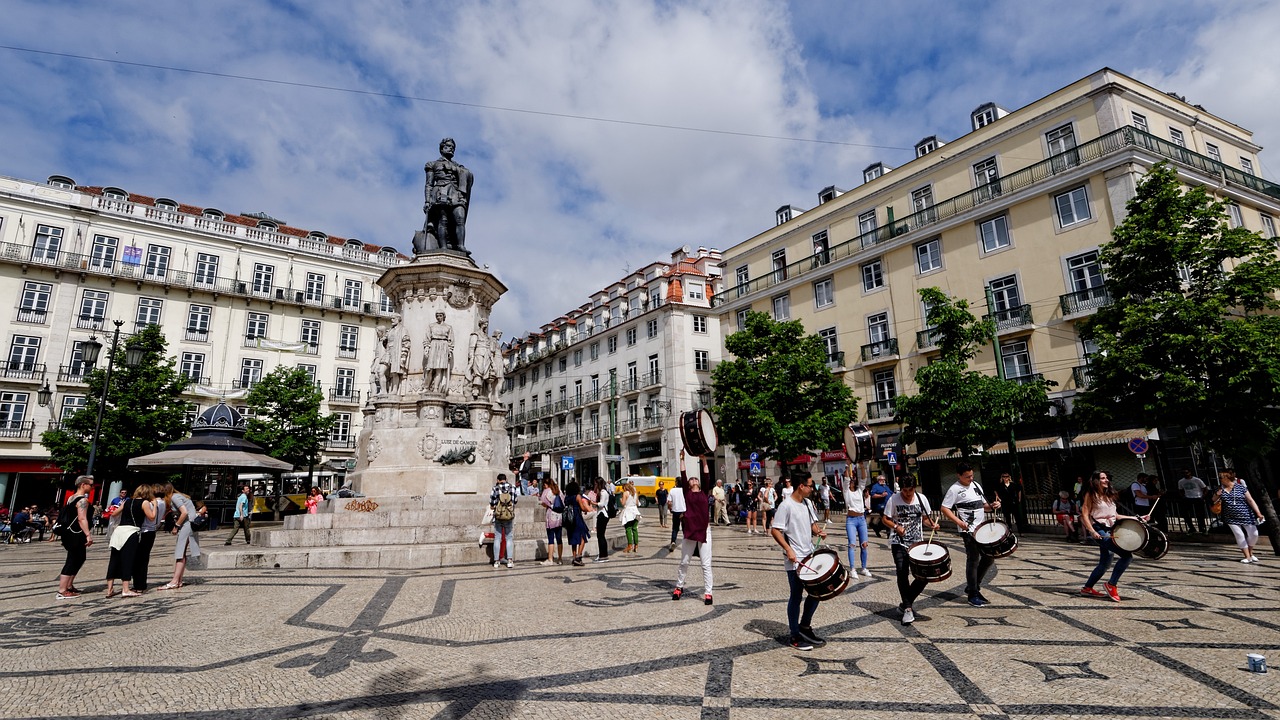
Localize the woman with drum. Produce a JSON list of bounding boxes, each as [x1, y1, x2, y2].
[[770, 474, 828, 650], [1080, 470, 1146, 601], [882, 475, 939, 625], [1213, 470, 1266, 563], [842, 467, 873, 578]]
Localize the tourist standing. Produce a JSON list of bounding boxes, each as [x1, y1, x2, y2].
[[667, 476, 686, 551], [567, 481, 593, 566], [656, 482, 670, 528], [56, 476, 95, 600], [132, 483, 166, 592], [619, 479, 641, 554], [160, 484, 200, 590], [1214, 471, 1266, 563], [745, 480, 760, 535], [106, 484, 156, 598], [539, 478, 564, 566], [868, 475, 892, 537], [489, 473, 518, 568], [995, 472, 1025, 534], [842, 468, 872, 577], [1177, 468, 1209, 534], [712, 479, 729, 526], [305, 487, 323, 514]]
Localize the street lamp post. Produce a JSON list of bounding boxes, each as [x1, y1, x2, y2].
[[81, 320, 145, 477]]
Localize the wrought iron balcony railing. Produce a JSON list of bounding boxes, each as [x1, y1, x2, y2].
[[1060, 286, 1111, 316], [984, 304, 1032, 331], [861, 338, 899, 362]]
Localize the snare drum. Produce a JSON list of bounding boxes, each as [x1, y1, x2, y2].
[[680, 409, 719, 457], [797, 547, 850, 601], [907, 541, 952, 582], [1110, 518, 1147, 553], [843, 423, 876, 464], [972, 518, 1018, 558], [1137, 523, 1168, 560]]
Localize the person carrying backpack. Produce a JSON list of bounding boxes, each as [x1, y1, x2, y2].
[[489, 473, 518, 568], [56, 475, 96, 599]]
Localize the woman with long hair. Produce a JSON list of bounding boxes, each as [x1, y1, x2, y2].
[[56, 475, 95, 599], [305, 486, 323, 514], [105, 484, 156, 598], [745, 480, 759, 535], [592, 477, 612, 563], [619, 479, 641, 554], [160, 483, 201, 590], [1080, 470, 1145, 602], [565, 481, 592, 566], [1213, 471, 1265, 563], [131, 482, 167, 592], [539, 478, 564, 566]]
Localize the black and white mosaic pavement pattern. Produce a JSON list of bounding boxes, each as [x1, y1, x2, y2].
[[0, 519, 1276, 720]]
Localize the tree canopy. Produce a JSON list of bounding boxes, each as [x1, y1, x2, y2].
[[710, 311, 856, 467], [40, 324, 191, 480], [244, 366, 336, 471], [894, 288, 1053, 458]]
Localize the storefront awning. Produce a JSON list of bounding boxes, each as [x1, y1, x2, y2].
[[984, 437, 1064, 456], [1069, 428, 1160, 448], [916, 447, 965, 462]]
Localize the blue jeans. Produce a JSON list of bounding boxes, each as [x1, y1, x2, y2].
[[1086, 528, 1132, 587], [493, 519, 514, 562], [845, 515, 868, 570], [785, 569, 821, 639]]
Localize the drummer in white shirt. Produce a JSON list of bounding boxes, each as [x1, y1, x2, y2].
[[842, 468, 873, 578], [939, 462, 1001, 607], [770, 475, 828, 651], [882, 475, 939, 625]]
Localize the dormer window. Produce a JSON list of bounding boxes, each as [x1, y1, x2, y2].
[[155, 198, 178, 211], [776, 205, 794, 226], [345, 238, 364, 249], [103, 187, 128, 200], [915, 136, 940, 157], [818, 186, 842, 204], [378, 246, 397, 255], [971, 102, 1006, 130], [47, 175, 75, 189], [863, 163, 886, 183], [202, 208, 225, 220], [257, 220, 278, 231]]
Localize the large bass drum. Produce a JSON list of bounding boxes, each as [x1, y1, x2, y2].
[[680, 409, 719, 457], [972, 518, 1018, 559], [797, 547, 850, 601], [843, 423, 877, 464], [907, 541, 952, 583]]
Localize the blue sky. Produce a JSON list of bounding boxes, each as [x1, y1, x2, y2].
[[1, 0, 1275, 336]]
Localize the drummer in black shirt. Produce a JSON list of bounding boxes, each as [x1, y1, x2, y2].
[[882, 475, 939, 625]]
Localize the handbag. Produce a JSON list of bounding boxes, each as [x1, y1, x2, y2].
[[1210, 492, 1223, 515], [481, 507, 495, 524]]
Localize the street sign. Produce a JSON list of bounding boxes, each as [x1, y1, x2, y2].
[[749, 461, 762, 476], [749, 451, 759, 461], [886, 451, 898, 466], [1127, 438, 1149, 455], [561, 456, 575, 470], [604, 454, 625, 462]]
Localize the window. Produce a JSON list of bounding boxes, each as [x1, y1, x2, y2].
[[873, 369, 896, 401], [626, 327, 637, 346], [1054, 187, 1091, 227], [239, 358, 263, 388], [915, 239, 942, 273], [558, 385, 568, 405], [0, 392, 29, 429], [867, 313, 890, 344], [1206, 143, 1221, 162], [245, 312, 269, 342], [90, 234, 119, 270], [590, 409, 600, 434], [861, 259, 884, 292], [973, 107, 997, 129], [300, 320, 321, 349], [339, 326, 359, 357], [735, 265, 749, 294], [648, 354, 659, 377], [1000, 340, 1032, 380], [18, 281, 52, 323], [7, 336, 40, 371], [559, 357, 567, 373], [545, 361, 552, 378], [574, 349, 583, 366], [912, 186, 934, 214], [692, 315, 708, 333], [687, 282, 705, 300], [1046, 123, 1077, 157], [772, 294, 790, 320], [813, 278, 834, 309], [649, 288, 661, 308], [186, 305, 211, 341], [694, 350, 709, 372], [916, 138, 937, 157], [812, 231, 829, 265], [1241, 157, 1255, 174], [136, 298, 163, 328], [776, 207, 792, 225], [195, 253, 219, 285], [858, 210, 878, 237], [736, 308, 749, 330], [1228, 203, 1244, 229], [979, 215, 1011, 253], [61, 395, 86, 422], [32, 224, 63, 261], [344, 279, 363, 308], [379, 291, 392, 313], [1131, 112, 1148, 133], [1261, 214, 1277, 238], [607, 335, 617, 354], [1169, 128, 1185, 147], [989, 275, 1022, 312], [306, 273, 325, 302], [627, 361, 638, 385], [68, 341, 91, 376], [573, 379, 583, 404], [864, 163, 885, 183], [973, 157, 1000, 198], [298, 364, 317, 385], [518, 373, 526, 389], [532, 366, 540, 383], [1067, 251, 1104, 292], [647, 318, 658, 338], [771, 249, 788, 282], [78, 290, 108, 328], [590, 342, 599, 360], [144, 244, 171, 279], [590, 374, 599, 395], [335, 368, 356, 396], [180, 352, 205, 382], [818, 327, 839, 362], [331, 413, 352, 443]]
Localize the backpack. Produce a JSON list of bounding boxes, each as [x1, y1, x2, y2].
[[606, 489, 620, 517], [494, 489, 515, 522], [561, 497, 577, 527], [52, 494, 85, 537]]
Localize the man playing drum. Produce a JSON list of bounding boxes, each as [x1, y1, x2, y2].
[[770, 475, 828, 651], [881, 475, 939, 624], [940, 462, 1001, 607]]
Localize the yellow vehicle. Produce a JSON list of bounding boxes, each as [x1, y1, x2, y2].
[[614, 476, 677, 507]]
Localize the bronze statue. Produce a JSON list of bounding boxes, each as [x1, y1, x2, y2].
[[415, 137, 473, 254]]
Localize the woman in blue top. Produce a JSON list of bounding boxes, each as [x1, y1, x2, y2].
[[1214, 471, 1265, 564], [868, 476, 892, 537]]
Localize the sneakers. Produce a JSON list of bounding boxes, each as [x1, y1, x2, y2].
[[704, 593, 713, 605], [861, 567, 872, 578], [572, 558, 584, 566], [974, 592, 990, 605], [672, 587, 683, 601], [789, 636, 814, 651], [1240, 557, 1253, 563], [1250, 556, 1261, 563], [668, 542, 677, 551], [1080, 586, 1107, 598], [493, 561, 502, 568], [593, 556, 610, 563], [506, 560, 514, 568], [798, 626, 825, 645], [967, 595, 987, 607], [901, 608, 916, 625], [55, 591, 80, 600], [539, 559, 554, 566], [1103, 582, 1121, 602]]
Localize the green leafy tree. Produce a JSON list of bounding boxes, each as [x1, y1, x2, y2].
[[894, 288, 1053, 458], [1077, 162, 1280, 548], [244, 366, 336, 475], [41, 324, 192, 480], [710, 311, 856, 471]]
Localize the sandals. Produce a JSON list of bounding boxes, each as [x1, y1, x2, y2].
[[158, 582, 183, 590], [121, 590, 143, 598]]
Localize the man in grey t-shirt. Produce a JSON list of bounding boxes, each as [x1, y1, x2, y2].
[[770, 476, 828, 651]]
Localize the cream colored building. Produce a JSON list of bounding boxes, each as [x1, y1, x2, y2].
[[501, 246, 724, 485], [713, 67, 1280, 490], [0, 173, 409, 506]]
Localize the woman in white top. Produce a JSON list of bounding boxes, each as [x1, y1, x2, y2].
[[842, 468, 872, 577], [618, 480, 642, 554]]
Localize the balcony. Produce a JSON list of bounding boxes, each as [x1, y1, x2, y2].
[[916, 327, 942, 351], [1060, 286, 1111, 317], [825, 351, 846, 370], [553, 400, 569, 413], [326, 437, 356, 451], [338, 346, 358, 359], [860, 338, 899, 363], [76, 315, 106, 331], [181, 375, 211, 388], [641, 370, 662, 387], [0, 420, 35, 440], [15, 307, 46, 324], [621, 376, 641, 394], [232, 378, 260, 390], [984, 304, 1032, 332], [328, 388, 361, 405], [0, 361, 46, 380], [185, 328, 210, 343], [58, 364, 91, 383], [1007, 372, 1045, 387], [243, 335, 262, 348], [866, 398, 896, 422], [1072, 365, 1095, 388]]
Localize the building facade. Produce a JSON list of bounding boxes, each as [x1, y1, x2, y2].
[[501, 246, 724, 484], [713, 67, 1280, 495], [0, 173, 408, 508]]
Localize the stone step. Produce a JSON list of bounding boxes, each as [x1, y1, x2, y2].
[[256, 521, 545, 548], [281, 505, 542, 531]]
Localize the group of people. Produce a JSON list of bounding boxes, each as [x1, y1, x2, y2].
[[1, 503, 52, 543]]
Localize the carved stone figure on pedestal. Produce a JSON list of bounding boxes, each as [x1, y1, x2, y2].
[[468, 320, 498, 400], [423, 312, 454, 393], [490, 330, 505, 403], [388, 313, 408, 394], [371, 326, 391, 395], [413, 138, 474, 254]]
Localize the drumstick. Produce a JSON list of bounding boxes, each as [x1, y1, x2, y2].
[[1146, 497, 1160, 519]]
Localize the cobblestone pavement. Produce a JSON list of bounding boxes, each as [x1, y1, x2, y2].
[[1, 516, 1277, 720]]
